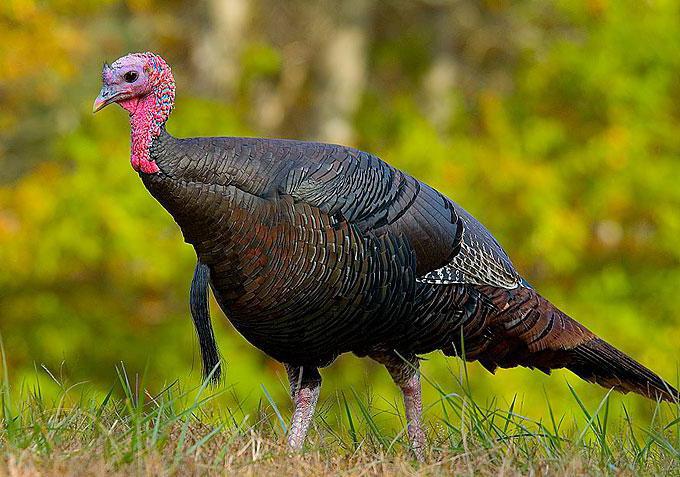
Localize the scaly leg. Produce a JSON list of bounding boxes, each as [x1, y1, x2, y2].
[[284, 364, 321, 450], [371, 352, 426, 461]]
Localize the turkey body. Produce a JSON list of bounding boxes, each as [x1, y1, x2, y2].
[[143, 129, 510, 364], [142, 128, 674, 400]]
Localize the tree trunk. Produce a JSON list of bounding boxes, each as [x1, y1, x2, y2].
[[192, 0, 251, 99], [314, 0, 373, 145]]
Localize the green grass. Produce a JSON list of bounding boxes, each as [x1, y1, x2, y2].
[[1, 344, 678, 476]]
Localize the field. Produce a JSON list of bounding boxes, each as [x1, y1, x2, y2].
[[2, 343, 678, 477]]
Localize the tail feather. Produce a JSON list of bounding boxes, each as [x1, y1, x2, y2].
[[569, 338, 677, 401], [465, 286, 678, 402]]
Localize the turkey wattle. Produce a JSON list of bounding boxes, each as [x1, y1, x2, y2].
[[93, 52, 678, 459]]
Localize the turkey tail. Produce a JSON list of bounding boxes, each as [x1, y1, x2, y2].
[[466, 286, 678, 402], [190, 261, 221, 384], [567, 338, 677, 401]]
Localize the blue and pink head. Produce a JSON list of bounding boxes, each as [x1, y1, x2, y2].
[[94, 52, 175, 116], [94, 52, 176, 174]]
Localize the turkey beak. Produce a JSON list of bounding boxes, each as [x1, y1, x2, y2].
[[93, 85, 119, 113]]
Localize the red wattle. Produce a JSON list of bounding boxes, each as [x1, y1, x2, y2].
[[127, 93, 169, 174]]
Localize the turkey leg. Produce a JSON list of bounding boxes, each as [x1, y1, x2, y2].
[[285, 364, 322, 450], [372, 352, 426, 461]]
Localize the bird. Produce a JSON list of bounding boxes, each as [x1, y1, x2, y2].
[[93, 52, 677, 460]]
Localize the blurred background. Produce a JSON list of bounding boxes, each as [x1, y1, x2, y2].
[[1, 0, 678, 427]]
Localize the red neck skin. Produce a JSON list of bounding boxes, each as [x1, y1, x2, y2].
[[119, 92, 171, 174]]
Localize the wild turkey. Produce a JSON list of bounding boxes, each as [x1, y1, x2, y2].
[[93, 52, 677, 459]]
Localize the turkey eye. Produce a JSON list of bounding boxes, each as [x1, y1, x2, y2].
[[124, 71, 138, 83]]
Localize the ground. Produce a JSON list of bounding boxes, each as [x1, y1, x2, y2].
[[1, 366, 678, 477]]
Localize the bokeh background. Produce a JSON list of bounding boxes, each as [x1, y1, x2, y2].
[[1, 0, 678, 428]]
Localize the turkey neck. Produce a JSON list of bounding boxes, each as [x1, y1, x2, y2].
[[122, 82, 174, 174], [126, 94, 161, 174]]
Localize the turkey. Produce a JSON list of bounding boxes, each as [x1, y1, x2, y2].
[[93, 52, 677, 459]]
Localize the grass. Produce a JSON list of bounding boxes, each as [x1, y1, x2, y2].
[[1, 348, 679, 476]]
